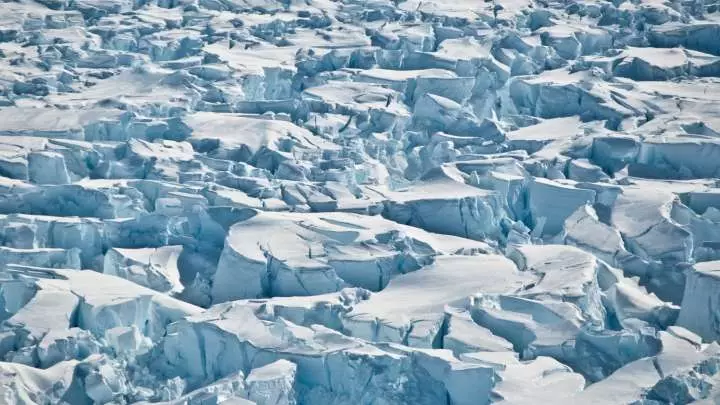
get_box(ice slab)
[157,304,496,405]
[677,261,720,342]
[378,165,507,240]
[343,255,532,347]
[0,265,200,368]
[212,208,491,302]
[103,245,184,294]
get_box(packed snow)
[0,0,720,403]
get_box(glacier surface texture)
[1,0,720,403]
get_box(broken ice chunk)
[526,178,596,237]
[677,261,720,342]
[343,255,531,348]
[212,208,489,303]
[103,245,184,294]
[246,360,297,405]
[443,308,514,356]
[381,165,506,241]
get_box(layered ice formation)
[1,0,720,403]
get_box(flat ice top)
[506,116,584,142]
[186,112,341,152]
[371,165,497,202]
[357,68,459,81]
[347,255,531,319]
[223,208,491,266]
[690,261,720,279]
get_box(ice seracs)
[0,266,200,369]
[343,255,531,347]
[1,0,720,402]
[212,207,491,303]
[103,245,184,294]
[378,165,507,241]
[185,112,340,172]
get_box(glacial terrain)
[0,0,720,403]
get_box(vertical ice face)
[103,245,184,294]
[1,0,720,403]
[677,262,720,342]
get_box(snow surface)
[0,0,720,403]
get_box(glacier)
[1,0,720,403]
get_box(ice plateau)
[1,0,720,403]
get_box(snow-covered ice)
[1,0,720,403]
